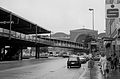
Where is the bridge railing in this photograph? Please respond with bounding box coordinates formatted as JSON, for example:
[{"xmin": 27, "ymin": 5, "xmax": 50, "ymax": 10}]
[
  {"xmin": 0, "ymin": 28, "xmax": 84, "ymax": 49},
  {"xmin": 40, "ymin": 37, "xmax": 84, "ymax": 49},
  {"xmin": 0, "ymin": 28, "xmax": 52, "ymax": 45}
]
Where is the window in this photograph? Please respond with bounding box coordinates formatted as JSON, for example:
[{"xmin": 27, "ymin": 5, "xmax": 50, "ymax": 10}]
[{"xmin": 69, "ymin": 57, "xmax": 77, "ymax": 61}]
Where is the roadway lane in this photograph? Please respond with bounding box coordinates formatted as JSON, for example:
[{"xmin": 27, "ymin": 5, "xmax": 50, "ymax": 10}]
[
  {"xmin": 0, "ymin": 57, "xmax": 87, "ymax": 79},
  {"xmin": 0, "ymin": 57, "xmax": 60, "ymax": 71}
]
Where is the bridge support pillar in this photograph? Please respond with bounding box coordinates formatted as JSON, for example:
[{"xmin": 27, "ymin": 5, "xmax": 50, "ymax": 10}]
[
  {"xmin": 0, "ymin": 45, "xmax": 5, "ymax": 61},
  {"xmin": 35, "ymin": 46, "xmax": 39, "ymax": 59},
  {"xmin": 20, "ymin": 47, "xmax": 23, "ymax": 60}
]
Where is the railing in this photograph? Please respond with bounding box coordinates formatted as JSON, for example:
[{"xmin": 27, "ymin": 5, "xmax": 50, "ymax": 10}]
[
  {"xmin": 0, "ymin": 28, "xmax": 84, "ymax": 49},
  {"xmin": 0, "ymin": 28, "xmax": 52, "ymax": 45}
]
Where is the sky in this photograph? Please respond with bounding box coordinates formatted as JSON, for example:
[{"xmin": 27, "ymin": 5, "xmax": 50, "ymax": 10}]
[{"xmin": 0, "ymin": 0, "xmax": 105, "ymax": 34}]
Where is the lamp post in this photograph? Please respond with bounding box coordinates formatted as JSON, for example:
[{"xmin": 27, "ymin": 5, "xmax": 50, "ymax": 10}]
[
  {"xmin": 89, "ymin": 8, "xmax": 94, "ymax": 30},
  {"xmin": 89, "ymin": 8, "xmax": 95, "ymax": 56}
]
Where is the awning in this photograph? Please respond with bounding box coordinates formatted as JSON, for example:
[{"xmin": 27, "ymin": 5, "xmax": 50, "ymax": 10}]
[
  {"xmin": 0, "ymin": 7, "xmax": 51, "ymax": 34},
  {"xmin": 102, "ymin": 37, "xmax": 114, "ymax": 41}
]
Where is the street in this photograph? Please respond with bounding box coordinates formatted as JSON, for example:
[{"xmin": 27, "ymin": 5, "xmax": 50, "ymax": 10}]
[
  {"xmin": 1, "ymin": 0, "xmax": 120, "ymax": 79},
  {"xmin": 0, "ymin": 57, "xmax": 87, "ymax": 79}
]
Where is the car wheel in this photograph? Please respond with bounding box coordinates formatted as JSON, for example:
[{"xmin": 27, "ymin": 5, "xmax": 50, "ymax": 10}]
[
  {"xmin": 67, "ymin": 66, "xmax": 69, "ymax": 68},
  {"xmin": 79, "ymin": 65, "xmax": 81, "ymax": 68}
]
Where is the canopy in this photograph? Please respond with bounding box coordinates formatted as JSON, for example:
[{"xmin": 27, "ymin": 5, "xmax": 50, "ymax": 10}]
[{"xmin": 0, "ymin": 7, "xmax": 51, "ymax": 34}]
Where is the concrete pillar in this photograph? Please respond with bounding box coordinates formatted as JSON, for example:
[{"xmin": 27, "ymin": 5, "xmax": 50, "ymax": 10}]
[
  {"xmin": 35, "ymin": 46, "xmax": 37, "ymax": 59},
  {"xmin": 38, "ymin": 47, "xmax": 40, "ymax": 58},
  {"xmin": 0, "ymin": 45, "xmax": 4, "ymax": 61},
  {"xmin": 9, "ymin": 12, "xmax": 12, "ymax": 40},
  {"xmin": 35, "ymin": 46, "xmax": 39, "ymax": 59},
  {"xmin": 20, "ymin": 47, "xmax": 23, "ymax": 60},
  {"xmin": 0, "ymin": 47, "xmax": 2, "ymax": 61},
  {"xmin": 3, "ymin": 46, "xmax": 5, "ymax": 61}
]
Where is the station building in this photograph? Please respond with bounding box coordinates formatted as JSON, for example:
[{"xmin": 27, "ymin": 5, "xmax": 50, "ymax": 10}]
[
  {"xmin": 49, "ymin": 29, "xmax": 98, "ymax": 55},
  {"xmin": 70, "ymin": 28, "xmax": 98, "ymax": 43},
  {"xmin": 48, "ymin": 32, "xmax": 72, "ymax": 55}
]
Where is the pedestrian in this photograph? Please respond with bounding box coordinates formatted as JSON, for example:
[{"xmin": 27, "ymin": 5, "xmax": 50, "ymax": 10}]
[
  {"xmin": 113, "ymin": 53, "xmax": 118, "ymax": 71},
  {"xmin": 110, "ymin": 54, "xmax": 114, "ymax": 71},
  {"xmin": 88, "ymin": 57, "xmax": 94, "ymax": 69},
  {"xmin": 105, "ymin": 57, "xmax": 111, "ymax": 78},
  {"xmin": 118, "ymin": 55, "xmax": 120, "ymax": 72},
  {"xmin": 99, "ymin": 53, "xmax": 107, "ymax": 75}
]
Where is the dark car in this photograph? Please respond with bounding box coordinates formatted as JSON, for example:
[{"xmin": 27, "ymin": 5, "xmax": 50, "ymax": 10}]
[
  {"xmin": 93, "ymin": 56, "xmax": 100, "ymax": 61},
  {"xmin": 67, "ymin": 56, "xmax": 81, "ymax": 68}
]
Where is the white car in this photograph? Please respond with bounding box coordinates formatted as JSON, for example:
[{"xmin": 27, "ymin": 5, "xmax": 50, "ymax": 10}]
[{"xmin": 40, "ymin": 53, "xmax": 49, "ymax": 58}]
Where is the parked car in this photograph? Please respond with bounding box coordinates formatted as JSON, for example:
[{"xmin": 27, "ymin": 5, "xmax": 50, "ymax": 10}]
[
  {"xmin": 40, "ymin": 53, "xmax": 48, "ymax": 58},
  {"xmin": 49, "ymin": 52, "xmax": 53, "ymax": 56},
  {"xmin": 67, "ymin": 56, "xmax": 81, "ymax": 68},
  {"xmin": 79, "ymin": 56, "xmax": 87, "ymax": 64},
  {"xmin": 62, "ymin": 52, "xmax": 69, "ymax": 58},
  {"xmin": 54, "ymin": 54, "xmax": 59, "ymax": 57},
  {"xmin": 93, "ymin": 56, "xmax": 100, "ymax": 61}
]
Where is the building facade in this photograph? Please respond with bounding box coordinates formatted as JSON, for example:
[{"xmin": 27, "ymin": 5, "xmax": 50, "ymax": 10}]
[
  {"xmin": 70, "ymin": 29, "xmax": 98, "ymax": 43},
  {"xmin": 105, "ymin": 0, "xmax": 120, "ymax": 56},
  {"xmin": 98, "ymin": 33, "xmax": 107, "ymax": 53},
  {"xmin": 48, "ymin": 32, "xmax": 72, "ymax": 55}
]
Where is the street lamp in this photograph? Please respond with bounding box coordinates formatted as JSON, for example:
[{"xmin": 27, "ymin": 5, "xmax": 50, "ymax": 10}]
[{"xmin": 89, "ymin": 8, "xmax": 94, "ymax": 30}]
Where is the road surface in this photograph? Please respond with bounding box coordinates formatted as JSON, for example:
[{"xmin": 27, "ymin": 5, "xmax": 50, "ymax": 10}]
[{"xmin": 0, "ymin": 57, "xmax": 88, "ymax": 79}]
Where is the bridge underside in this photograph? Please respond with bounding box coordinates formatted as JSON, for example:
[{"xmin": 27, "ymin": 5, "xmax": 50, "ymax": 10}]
[
  {"xmin": 0, "ymin": 7, "xmax": 86, "ymax": 61},
  {"xmin": 0, "ymin": 36, "xmax": 50, "ymax": 61},
  {"xmin": 0, "ymin": 36, "xmax": 50, "ymax": 47}
]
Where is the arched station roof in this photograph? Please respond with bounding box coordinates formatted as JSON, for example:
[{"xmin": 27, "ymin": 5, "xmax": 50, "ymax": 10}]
[
  {"xmin": 75, "ymin": 34, "xmax": 88, "ymax": 43},
  {"xmin": 51, "ymin": 32, "xmax": 69, "ymax": 37},
  {"xmin": 0, "ymin": 7, "xmax": 51, "ymax": 34}
]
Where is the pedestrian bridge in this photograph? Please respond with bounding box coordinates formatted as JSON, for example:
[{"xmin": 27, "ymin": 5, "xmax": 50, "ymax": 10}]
[
  {"xmin": 0, "ymin": 7, "xmax": 84, "ymax": 49},
  {"xmin": 0, "ymin": 7, "xmax": 85, "ymax": 60},
  {"xmin": 0, "ymin": 28, "xmax": 83, "ymax": 49}
]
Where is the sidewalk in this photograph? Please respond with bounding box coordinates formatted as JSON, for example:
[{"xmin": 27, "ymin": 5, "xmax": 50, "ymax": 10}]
[
  {"xmin": 91, "ymin": 61, "xmax": 120, "ymax": 79},
  {"xmin": 79, "ymin": 61, "xmax": 102, "ymax": 79},
  {"xmin": 107, "ymin": 69, "xmax": 120, "ymax": 79}
]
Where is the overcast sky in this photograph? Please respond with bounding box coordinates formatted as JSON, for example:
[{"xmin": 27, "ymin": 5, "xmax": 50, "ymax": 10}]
[{"xmin": 0, "ymin": 0, "xmax": 105, "ymax": 34}]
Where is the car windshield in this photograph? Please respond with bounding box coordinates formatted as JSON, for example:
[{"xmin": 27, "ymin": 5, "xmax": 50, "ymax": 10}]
[{"xmin": 69, "ymin": 57, "xmax": 77, "ymax": 61}]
